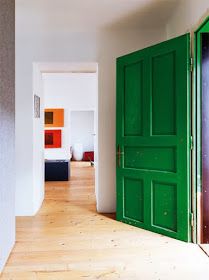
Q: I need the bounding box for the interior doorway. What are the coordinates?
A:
[33,63,98,212]
[115,16,209,245]
[195,18,209,246]
[70,110,95,164]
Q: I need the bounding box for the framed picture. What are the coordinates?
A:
[45,129,62,148]
[45,108,64,127]
[34,95,40,118]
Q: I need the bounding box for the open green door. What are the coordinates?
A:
[116,34,191,242]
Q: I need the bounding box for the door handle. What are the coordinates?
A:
[117,144,124,167]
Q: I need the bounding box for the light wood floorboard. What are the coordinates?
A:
[1,162,209,279]
[200,244,209,257]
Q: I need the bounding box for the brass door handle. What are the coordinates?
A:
[117,145,124,167]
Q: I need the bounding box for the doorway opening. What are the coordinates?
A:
[70,110,95,165]
[195,17,209,247]
[33,63,98,213]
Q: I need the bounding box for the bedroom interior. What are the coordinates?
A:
[43,72,97,182]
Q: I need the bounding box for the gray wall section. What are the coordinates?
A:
[0,0,15,272]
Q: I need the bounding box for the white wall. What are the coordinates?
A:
[0,0,15,271]
[166,0,209,39]
[43,73,97,110]
[33,64,45,215]
[43,73,96,159]
[71,111,94,153]
[16,1,166,214]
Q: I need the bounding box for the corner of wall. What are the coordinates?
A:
[0,0,15,271]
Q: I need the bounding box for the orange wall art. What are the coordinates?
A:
[45,108,64,127]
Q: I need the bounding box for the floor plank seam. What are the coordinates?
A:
[198,245,209,258]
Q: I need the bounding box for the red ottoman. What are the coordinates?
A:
[83,151,94,162]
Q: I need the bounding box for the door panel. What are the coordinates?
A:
[124,146,176,172]
[116,34,191,242]
[124,61,143,136]
[152,181,177,231]
[152,51,176,135]
[124,177,144,222]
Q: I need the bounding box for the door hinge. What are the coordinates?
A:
[190,212,194,227]
[190,57,193,72]
[190,136,193,150]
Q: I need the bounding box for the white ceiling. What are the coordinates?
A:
[16,0,180,31]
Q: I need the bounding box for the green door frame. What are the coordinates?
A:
[194,16,209,244]
[191,28,198,244]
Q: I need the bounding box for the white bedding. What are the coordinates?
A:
[45,148,72,160]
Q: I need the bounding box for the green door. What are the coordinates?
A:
[116,34,191,242]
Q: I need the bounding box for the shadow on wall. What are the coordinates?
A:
[105,0,180,30]
[0,0,15,272]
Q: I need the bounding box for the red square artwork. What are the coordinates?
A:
[45,130,62,148]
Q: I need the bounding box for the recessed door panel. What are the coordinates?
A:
[152,181,177,232]
[124,177,144,223]
[124,61,143,136]
[116,34,191,242]
[152,52,176,136]
[124,146,176,172]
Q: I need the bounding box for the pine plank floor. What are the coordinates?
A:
[1,162,209,279]
[200,244,209,257]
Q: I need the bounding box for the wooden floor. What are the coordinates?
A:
[200,244,209,257]
[1,162,209,279]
